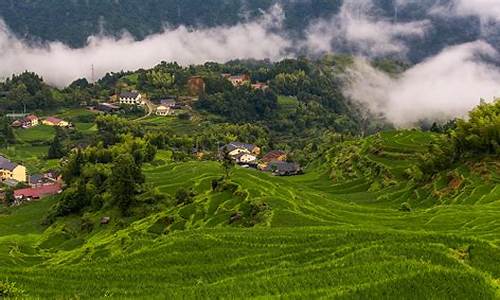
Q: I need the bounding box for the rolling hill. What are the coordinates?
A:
[1,130,499,298]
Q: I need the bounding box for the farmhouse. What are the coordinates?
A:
[14,183,62,201]
[160,99,176,107]
[223,74,250,87]
[251,82,269,90]
[258,150,287,170]
[29,173,58,188]
[156,105,172,116]
[0,156,27,183]
[222,142,261,157]
[42,117,70,127]
[97,102,120,113]
[12,114,39,128]
[234,152,258,165]
[187,76,206,96]
[119,91,142,105]
[265,161,302,176]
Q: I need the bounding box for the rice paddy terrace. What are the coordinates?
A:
[1,131,500,299]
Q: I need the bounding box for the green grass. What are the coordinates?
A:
[1,131,500,298]
[139,116,199,135]
[14,125,55,143]
[75,122,97,133]
[0,144,59,172]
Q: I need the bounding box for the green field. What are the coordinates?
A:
[1,131,500,298]
[14,125,55,144]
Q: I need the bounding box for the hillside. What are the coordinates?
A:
[1,130,500,298]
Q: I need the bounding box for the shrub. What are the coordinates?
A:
[0,280,25,297]
[80,217,94,233]
[399,202,412,212]
[175,188,196,205]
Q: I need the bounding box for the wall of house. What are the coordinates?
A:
[12,165,27,182]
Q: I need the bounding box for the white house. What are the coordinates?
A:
[229,148,250,157]
[156,105,171,116]
[119,91,142,105]
[235,153,257,164]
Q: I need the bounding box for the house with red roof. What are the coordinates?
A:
[14,183,62,201]
[42,117,70,127]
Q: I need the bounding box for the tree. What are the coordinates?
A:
[108,154,145,215]
[221,147,234,179]
[62,148,84,184]
[47,130,66,159]
[4,189,14,207]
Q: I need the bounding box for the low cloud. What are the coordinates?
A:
[0,5,290,87]
[451,0,500,22]
[345,41,500,126]
[304,0,430,57]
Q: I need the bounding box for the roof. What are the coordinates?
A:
[14,183,62,199]
[229,75,249,81]
[156,105,169,111]
[261,150,286,163]
[3,179,19,188]
[224,142,258,152]
[120,91,140,99]
[25,114,38,121]
[6,113,28,118]
[266,161,300,173]
[160,99,176,106]
[30,174,44,183]
[99,102,120,109]
[234,152,256,160]
[45,117,63,124]
[0,156,18,171]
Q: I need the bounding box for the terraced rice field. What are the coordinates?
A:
[1,131,499,298]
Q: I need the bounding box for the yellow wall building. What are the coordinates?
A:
[0,156,27,183]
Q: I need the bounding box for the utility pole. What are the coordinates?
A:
[394,2,398,23]
[91,64,95,83]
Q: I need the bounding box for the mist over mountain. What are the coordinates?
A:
[1,0,499,62]
[0,0,499,124]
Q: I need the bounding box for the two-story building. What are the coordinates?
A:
[119,91,142,105]
[0,156,27,183]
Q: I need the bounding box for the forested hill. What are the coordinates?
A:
[1,0,497,62]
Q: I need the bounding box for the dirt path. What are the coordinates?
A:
[134,98,155,121]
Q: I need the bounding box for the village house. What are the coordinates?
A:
[97,102,120,113]
[258,150,287,170]
[0,156,27,183]
[29,173,59,188]
[160,99,176,107]
[223,74,251,87]
[234,152,258,165]
[156,105,172,116]
[14,182,62,203]
[222,142,261,157]
[187,76,206,96]
[265,161,302,176]
[42,117,70,127]
[11,114,39,128]
[251,82,269,90]
[119,91,142,105]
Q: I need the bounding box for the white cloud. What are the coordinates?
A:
[453,0,500,22]
[0,5,290,87]
[345,41,500,126]
[304,0,431,57]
